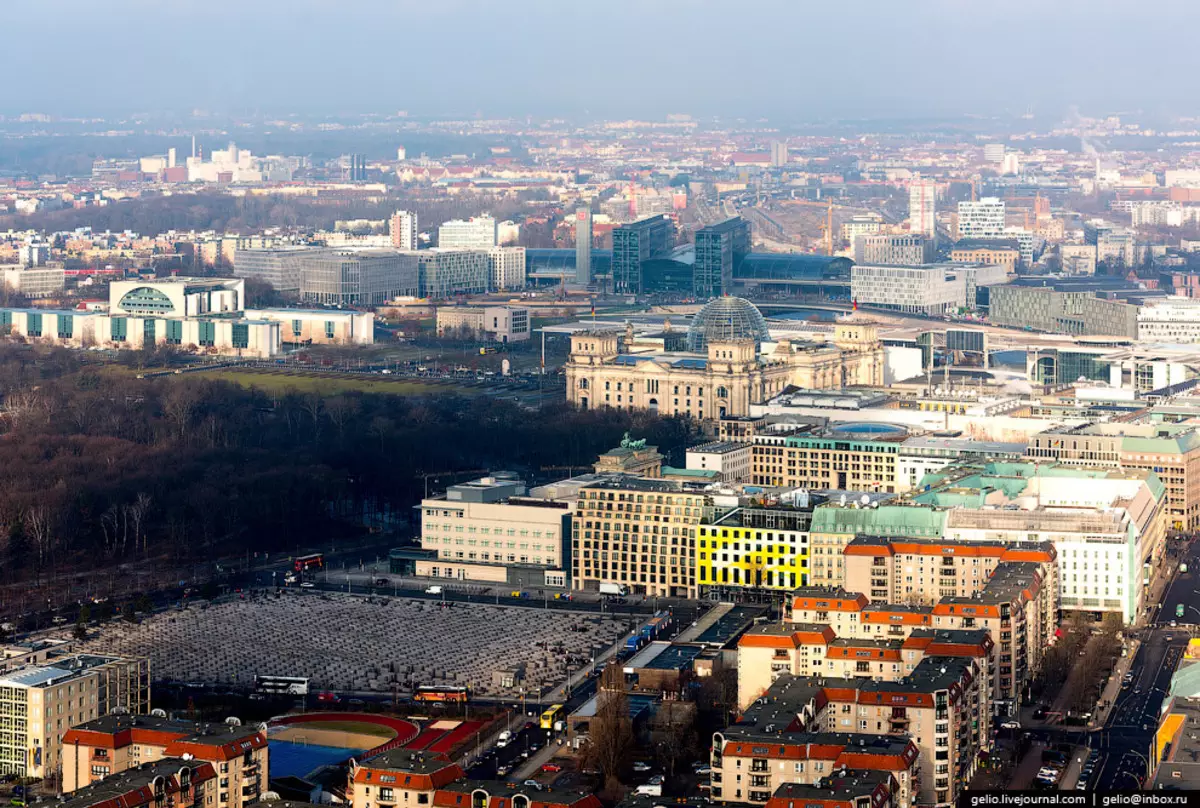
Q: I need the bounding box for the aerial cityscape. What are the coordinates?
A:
[7,2,1200,807]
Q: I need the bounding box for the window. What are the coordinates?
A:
[325,321,336,339]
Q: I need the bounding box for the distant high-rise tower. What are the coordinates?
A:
[908,179,937,243]
[167,147,176,169]
[770,141,788,167]
[345,154,367,182]
[397,146,407,161]
[575,208,592,285]
[694,217,751,298]
[957,198,1006,239]
[390,210,418,250]
[983,143,1005,164]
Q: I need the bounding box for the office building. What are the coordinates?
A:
[988,284,1140,337]
[435,306,530,343]
[487,246,526,291]
[694,217,751,298]
[908,180,937,240]
[438,216,497,249]
[416,472,568,586]
[296,249,419,305]
[685,441,752,483]
[572,477,708,597]
[416,249,489,299]
[62,715,267,808]
[851,263,1007,315]
[246,309,374,346]
[1060,244,1098,275]
[347,749,463,808]
[575,208,592,285]
[1137,297,1200,343]
[0,655,149,779]
[949,243,1020,273]
[346,153,367,182]
[233,246,314,293]
[59,760,216,808]
[389,210,418,250]
[770,141,789,167]
[854,235,934,266]
[612,215,673,294]
[1028,422,1200,531]
[983,143,1005,163]
[956,198,1005,239]
[698,501,810,595]
[1,265,65,299]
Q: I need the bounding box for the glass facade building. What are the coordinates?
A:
[612,215,673,294]
[693,217,750,298]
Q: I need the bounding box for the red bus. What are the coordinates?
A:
[413,685,469,704]
[294,553,325,572]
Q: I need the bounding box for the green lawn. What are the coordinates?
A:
[297,720,398,738]
[199,368,466,396]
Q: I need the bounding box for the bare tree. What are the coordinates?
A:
[581,664,634,793]
[163,384,197,442]
[128,493,152,555]
[651,699,699,780]
[24,505,56,576]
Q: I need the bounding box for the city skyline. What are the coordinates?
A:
[10,0,1200,120]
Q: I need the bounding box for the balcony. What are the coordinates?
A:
[750,775,770,788]
[750,760,769,773]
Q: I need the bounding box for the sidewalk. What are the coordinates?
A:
[1091,639,1139,729]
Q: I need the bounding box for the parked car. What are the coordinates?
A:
[523,781,543,792]
[632,762,653,773]
[541,763,563,773]
[1000,721,1020,730]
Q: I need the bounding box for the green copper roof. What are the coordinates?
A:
[811,504,946,537]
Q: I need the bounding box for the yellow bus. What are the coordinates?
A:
[540,704,564,730]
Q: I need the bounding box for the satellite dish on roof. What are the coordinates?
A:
[225,717,242,727]
[860,495,870,506]
[111,706,129,715]
[261,793,282,803]
[839,494,847,506]
[150,708,167,718]
[181,753,194,761]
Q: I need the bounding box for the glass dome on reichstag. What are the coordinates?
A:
[686,297,771,352]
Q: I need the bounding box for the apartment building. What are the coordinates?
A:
[62,715,268,808]
[1028,422,1200,531]
[486,246,526,291]
[0,655,149,779]
[714,674,920,808]
[766,772,898,808]
[807,659,983,808]
[348,749,464,808]
[571,477,708,597]
[697,503,811,596]
[60,759,217,808]
[435,782,601,808]
[806,505,947,588]
[418,473,570,587]
[842,537,1056,605]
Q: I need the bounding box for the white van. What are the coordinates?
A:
[425,585,444,595]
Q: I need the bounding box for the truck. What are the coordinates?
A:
[600,582,630,596]
[625,634,645,652]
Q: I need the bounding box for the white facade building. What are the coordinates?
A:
[438,216,498,249]
[487,246,526,291]
[2,266,65,299]
[685,441,752,483]
[942,473,1165,624]
[389,210,418,250]
[908,180,937,240]
[957,198,1006,239]
[851,264,966,315]
[1138,297,1200,343]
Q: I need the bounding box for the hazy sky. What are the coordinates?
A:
[8,0,1200,121]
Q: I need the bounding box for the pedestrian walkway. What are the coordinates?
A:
[674,602,732,643]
